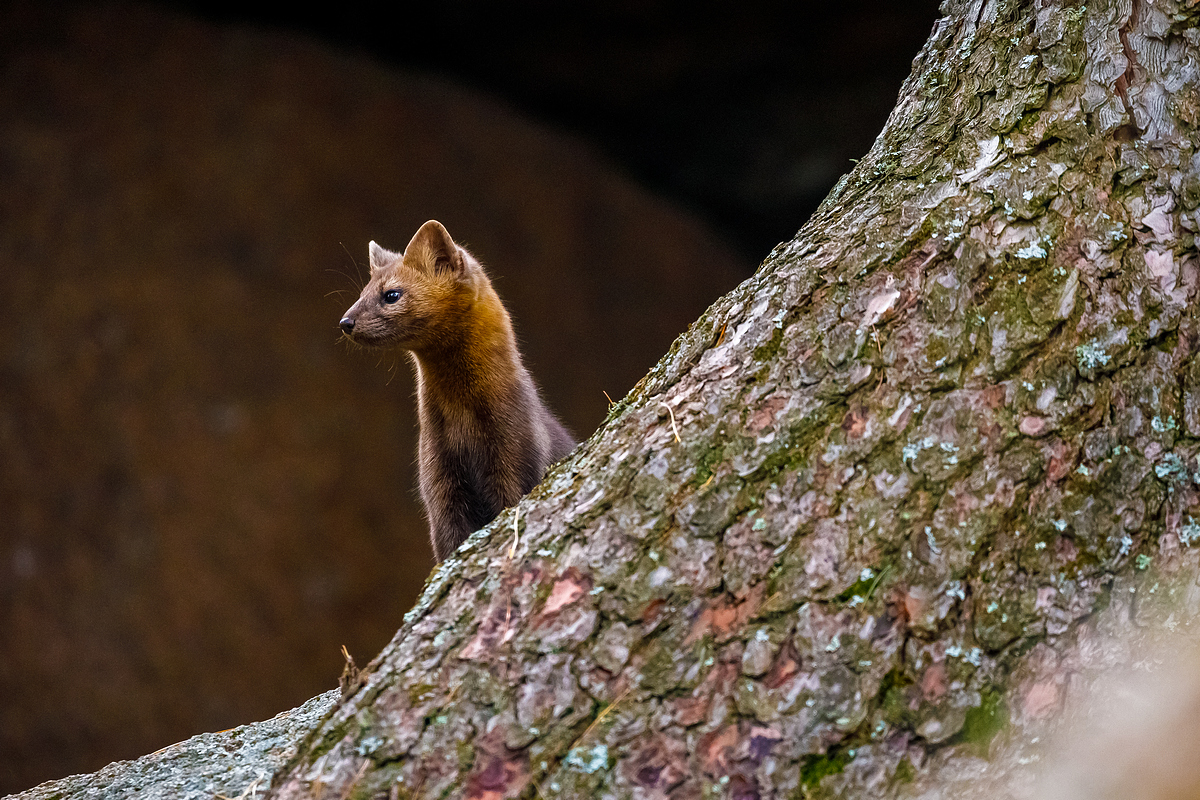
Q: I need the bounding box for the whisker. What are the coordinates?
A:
[339,241,366,289]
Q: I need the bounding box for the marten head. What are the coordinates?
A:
[339,220,484,352]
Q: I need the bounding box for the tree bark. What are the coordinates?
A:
[263,0,1200,797]
[18,0,1198,797]
[267,0,1200,798]
[251,1,1200,798]
[6,692,338,800]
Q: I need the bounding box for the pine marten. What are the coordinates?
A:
[339,220,575,561]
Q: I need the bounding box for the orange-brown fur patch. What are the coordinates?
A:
[340,220,575,560]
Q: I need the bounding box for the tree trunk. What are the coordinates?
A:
[267,0,1200,798]
[19,0,1199,797]
[265,0,1200,797]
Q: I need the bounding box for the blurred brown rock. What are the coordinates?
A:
[0,3,748,791]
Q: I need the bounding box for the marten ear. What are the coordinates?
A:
[404,220,467,276]
[368,241,401,275]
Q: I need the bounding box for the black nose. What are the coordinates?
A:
[339,317,355,333]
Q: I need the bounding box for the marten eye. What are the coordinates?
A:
[382,289,402,304]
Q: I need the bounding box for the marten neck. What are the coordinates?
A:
[409,291,522,411]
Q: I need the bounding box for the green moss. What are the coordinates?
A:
[457,740,475,770]
[742,406,840,487]
[832,564,890,605]
[800,749,851,791]
[885,223,936,269]
[979,278,1056,375]
[954,688,1008,749]
[923,329,961,369]
[346,784,377,800]
[693,443,725,487]
[878,667,918,728]
[833,575,875,604]
[753,324,787,364]
[525,702,598,774]
[1017,106,1042,128]
[894,755,917,783]
[408,683,437,706]
[639,636,686,694]
[309,720,351,760]
[541,742,611,799]
[348,763,407,800]
[534,577,556,608]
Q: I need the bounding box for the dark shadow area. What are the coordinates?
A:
[164,0,941,259]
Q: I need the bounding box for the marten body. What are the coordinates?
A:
[339,220,574,561]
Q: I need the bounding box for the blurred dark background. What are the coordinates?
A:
[0,0,938,792]
[180,0,942,262]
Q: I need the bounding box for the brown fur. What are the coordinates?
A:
[339,220,575,561]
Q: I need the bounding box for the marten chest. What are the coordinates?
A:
[418,401,543,512]
[431,442,504,530]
